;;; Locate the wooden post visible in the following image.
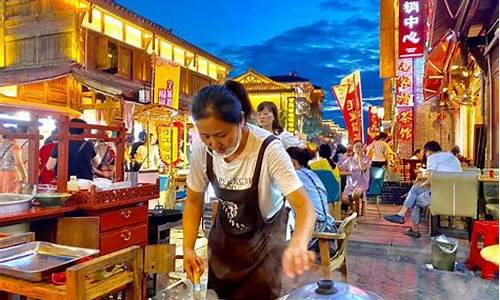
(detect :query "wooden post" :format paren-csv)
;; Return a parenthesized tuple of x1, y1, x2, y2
(27, 115, 39, 185)
(115, 122, 125, 182)
(57, 116, 69, 192)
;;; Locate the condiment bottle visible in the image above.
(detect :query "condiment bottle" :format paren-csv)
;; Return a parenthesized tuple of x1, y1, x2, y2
(67, 176, 79, 192)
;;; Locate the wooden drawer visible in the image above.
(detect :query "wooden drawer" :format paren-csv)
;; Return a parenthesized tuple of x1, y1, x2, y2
(100, 224, 147, 254)
(100, 205, 148, 232)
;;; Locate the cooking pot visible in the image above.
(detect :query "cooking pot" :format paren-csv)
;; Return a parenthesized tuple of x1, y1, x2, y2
(287, 279, 382, 300)
(0, 194, 33, 215)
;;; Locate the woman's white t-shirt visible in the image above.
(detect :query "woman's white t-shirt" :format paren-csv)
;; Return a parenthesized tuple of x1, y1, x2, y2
(187, 123, 303, 220)
(277, 131, 305, 149)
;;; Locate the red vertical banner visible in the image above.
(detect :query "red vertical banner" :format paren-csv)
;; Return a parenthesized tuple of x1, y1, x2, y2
(399, 0, 425, 58)
(396, 107, 414, 141)
(367, 106, 380, 144)
(332, 71, 364, 144)
(396, 59, 415, 106)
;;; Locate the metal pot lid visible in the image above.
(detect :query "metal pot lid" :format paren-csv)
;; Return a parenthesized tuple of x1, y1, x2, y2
(287, 279, 383, 300)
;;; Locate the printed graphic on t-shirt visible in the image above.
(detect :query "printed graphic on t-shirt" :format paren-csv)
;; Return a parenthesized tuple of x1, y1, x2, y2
(216, 176, 253, 190)
(218, 199, 248, 230)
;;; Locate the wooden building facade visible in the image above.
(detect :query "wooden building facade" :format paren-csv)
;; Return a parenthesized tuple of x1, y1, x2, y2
(0, 0, 231, 125)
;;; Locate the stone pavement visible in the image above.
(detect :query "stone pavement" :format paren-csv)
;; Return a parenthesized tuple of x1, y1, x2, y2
(164, 203, 499, 299)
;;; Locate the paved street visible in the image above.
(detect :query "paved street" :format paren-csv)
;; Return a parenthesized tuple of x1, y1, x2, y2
(166, 203, 499, 299)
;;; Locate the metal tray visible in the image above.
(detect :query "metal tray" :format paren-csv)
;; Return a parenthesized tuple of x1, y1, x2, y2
(0, 241, 99, 282)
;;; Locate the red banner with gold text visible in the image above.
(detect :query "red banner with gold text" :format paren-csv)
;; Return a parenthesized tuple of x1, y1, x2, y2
(332, 71, 364, 144)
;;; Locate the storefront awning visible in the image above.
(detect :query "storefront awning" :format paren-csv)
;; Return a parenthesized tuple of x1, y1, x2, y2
(0, 63, 148, 103)
(423, 37, 460, 102)
(0, 62, 76, 87)
(0, 96, 81, 117)
(71, 68, 148, 102)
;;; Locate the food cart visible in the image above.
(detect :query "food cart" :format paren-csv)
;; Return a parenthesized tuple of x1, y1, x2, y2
(0, 104, 179, 299)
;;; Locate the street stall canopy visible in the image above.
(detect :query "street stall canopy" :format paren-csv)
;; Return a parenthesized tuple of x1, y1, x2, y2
(0, 63, 147, 103)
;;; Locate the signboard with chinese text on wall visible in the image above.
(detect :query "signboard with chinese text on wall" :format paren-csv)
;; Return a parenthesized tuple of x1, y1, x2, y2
(153, 56, 181, 110)
(396, 107, 414, 141)
(286, 97, 296, 133)
(367, 106, 380, 144)
(157, 122, 182, 166)
(396, 58, 415, 106)
(399, 0, 425, 58)
(332, 71, 364, 144)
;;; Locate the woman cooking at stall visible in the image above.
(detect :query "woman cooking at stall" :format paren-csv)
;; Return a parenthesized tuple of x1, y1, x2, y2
(183, 80, 316, 300)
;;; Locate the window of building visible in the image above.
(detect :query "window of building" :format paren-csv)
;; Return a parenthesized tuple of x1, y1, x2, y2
(160, 40, 172, 60)
(198, 57, 208, 75)
(125, 24, 142, 48)
(82, 9, 102, 32)
(208, 63, 217, 79)
(173, 47, 185, 66)
(104, 42, 118, 74)
(104, 14, 123, 41)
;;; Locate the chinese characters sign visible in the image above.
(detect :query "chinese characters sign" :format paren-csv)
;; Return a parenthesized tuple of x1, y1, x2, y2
(396, 107, 414, 141)
(158, 122, 182, 166)
(153, 55, 180, 109)
(286, 97, 296, 133)
(399, 0, 425, 58)
(367, 106, 380, 144)
(332, 71, 364, 144)
(396, 58, 414, 106)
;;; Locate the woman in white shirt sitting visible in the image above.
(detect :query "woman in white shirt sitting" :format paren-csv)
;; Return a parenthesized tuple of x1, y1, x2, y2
(256, 101, 304, 149)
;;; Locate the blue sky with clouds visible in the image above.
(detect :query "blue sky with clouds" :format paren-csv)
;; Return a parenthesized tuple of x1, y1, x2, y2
(118, 0, 383, 127)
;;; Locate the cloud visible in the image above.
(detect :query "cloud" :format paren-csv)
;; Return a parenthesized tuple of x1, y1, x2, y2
(204, 16, 382, 122)
(319, 0, 362, 11)
(323, 106, 341, 111)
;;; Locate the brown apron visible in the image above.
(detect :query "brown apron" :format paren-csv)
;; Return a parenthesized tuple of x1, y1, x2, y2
(206, 136, 287, 300)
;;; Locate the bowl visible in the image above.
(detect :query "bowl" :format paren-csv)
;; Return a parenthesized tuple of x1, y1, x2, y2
(33, 193, 72, 207)
(0, 194, 33, 215)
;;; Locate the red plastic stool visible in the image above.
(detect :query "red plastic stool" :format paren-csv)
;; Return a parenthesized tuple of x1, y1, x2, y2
(466, 220, 499, 279)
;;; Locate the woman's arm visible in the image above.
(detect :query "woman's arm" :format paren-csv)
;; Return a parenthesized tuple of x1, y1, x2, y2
(13, 146, 26, 182)
(182, 187, 206, 280)
(283, 187, 316, 277)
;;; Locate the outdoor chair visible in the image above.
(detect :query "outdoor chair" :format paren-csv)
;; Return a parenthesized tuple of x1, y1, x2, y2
(364, 167, 385, 219)
(481, 168, 499, 220)
(429, 171, 479, 238)
(313, 169, 341, 220)
(313, 212, 357, 282)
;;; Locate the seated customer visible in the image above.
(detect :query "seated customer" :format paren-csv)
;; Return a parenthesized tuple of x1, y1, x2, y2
(339, 140, 371, 214)
(286, 147, 336, 252)
(46, 118, 101, 180)
(309, 143, 340, 182)
(384, 141, 462, 238)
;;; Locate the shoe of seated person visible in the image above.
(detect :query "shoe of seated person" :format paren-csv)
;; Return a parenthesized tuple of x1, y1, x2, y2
(383, 214, 405, 224)
(403, 228, 421, 238)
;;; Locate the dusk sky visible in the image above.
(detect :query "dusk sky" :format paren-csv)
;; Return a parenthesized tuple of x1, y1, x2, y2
(118, 0, 383, 127)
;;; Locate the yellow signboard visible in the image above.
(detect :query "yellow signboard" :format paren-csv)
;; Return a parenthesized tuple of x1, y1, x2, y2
(153, 57, 181, 110)
(157, 123, 181, 166)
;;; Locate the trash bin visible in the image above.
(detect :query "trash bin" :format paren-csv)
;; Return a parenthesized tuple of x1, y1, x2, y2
(431, 235, 458, 271)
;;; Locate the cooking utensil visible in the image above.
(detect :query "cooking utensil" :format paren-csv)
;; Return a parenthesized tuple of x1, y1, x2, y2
(286, 279, 383, 299)
(0, 241, 99, 281)
(32, 193, 71, 207)
(0, 194, 33, 215)
(193, 270, 201, 300)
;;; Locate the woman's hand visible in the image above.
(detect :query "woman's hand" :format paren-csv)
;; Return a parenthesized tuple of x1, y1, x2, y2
(183, 248, 205, 282)
(282, 242, 315, 278)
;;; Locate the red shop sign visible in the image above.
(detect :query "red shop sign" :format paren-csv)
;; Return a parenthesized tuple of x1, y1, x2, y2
(399, 0, 425, 58)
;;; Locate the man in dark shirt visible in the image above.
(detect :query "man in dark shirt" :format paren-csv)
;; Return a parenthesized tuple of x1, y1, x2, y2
(130, 131, 146, 160)
(46, 119, 100, 180)
(44, 129, 58, 145)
